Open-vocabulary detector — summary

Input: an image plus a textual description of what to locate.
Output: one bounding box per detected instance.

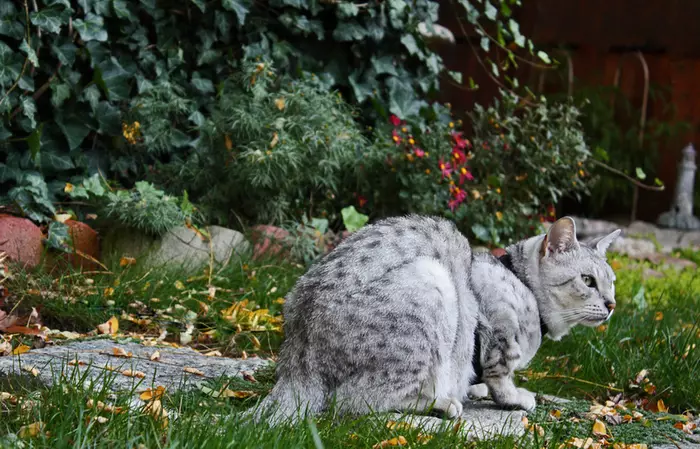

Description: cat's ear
[541,216,580,257]
[587,229,622,256]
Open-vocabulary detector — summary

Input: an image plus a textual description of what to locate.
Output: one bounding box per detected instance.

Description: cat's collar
[497,252,549,338]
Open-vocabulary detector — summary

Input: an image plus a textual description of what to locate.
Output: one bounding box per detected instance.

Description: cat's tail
[241,375,325,426]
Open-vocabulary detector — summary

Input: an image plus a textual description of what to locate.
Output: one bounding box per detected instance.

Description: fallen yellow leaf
[183,366,205,376]
[204,350,222,357]
[250,335,261,349]
[17,421,44,439]
[111,347,132,358]
[386,420,414,431]
[97,316,119,335]
[22,365,39,377]
[12,344,31,355]
[274,97,285,111]
[174,280,185,290]
[119,256,136,267]
[94,416,109,424]
[592,419,607,437]
[140,386,166,401]
[654,311,663,321]
[143,398,169,428]
[122,369,146,378]
[372,436,407,448]
[656,399,668,413]
[150,351,161,361]
[103,287,114,297]
[549,409,562,420]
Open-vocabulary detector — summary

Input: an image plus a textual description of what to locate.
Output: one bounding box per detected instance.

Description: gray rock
[0,339,268,396]
[626,221,700,253]
[103,225,250,273]
[609,237,658,258]
[652,444,700,449]
[570,216,621,238]
[389,401,526,440]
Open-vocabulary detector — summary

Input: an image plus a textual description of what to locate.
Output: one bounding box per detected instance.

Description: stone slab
[0,339,269,395]
[389,400,527,440]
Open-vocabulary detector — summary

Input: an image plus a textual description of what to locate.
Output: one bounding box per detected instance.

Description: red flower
[414,147,425,158]
[358,195,368,208]
[450,185,467,202]
[451,131,470,150]
[448,199,461,212]
[458,166,474,184]
[451,147,467,165]
[438,158,452,178]
[391,129,402,145]
[389,114,402,127]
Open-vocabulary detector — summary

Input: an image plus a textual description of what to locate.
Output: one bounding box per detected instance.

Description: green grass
[1,250,698,447]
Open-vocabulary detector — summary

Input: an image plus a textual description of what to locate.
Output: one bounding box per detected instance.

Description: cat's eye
[581,275,596,288]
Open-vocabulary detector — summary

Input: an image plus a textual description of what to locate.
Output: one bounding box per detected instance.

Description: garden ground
[0,248,698,448]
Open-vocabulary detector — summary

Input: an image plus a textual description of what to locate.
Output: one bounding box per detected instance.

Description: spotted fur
[248,215,620,424]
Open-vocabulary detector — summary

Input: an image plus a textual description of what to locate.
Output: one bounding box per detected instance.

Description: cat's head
[538,217,621,339]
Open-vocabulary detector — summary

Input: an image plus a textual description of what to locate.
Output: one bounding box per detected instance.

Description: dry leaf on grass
[17,421,45,439]
[241,371,257,383]
[204,350,222,357]
[143,399,169,428]
[183,366,205,376]
[139,386,166,401]
[12,344,31,355]
[592,419,607,437]
[150,351,161,361]
[68,358,86,366]
[386,420,413,431]
[674,421,698,434]
[120,257,136,267]
[372,436,407,448]
[97,317,119,335]
[22,365,39,377]
[86,399,124,414]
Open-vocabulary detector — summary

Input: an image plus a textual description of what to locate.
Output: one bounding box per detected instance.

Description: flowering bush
[366,92,592,245]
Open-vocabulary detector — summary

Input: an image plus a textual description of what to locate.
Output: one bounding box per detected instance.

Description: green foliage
[67,175,193,236]
[341,205,369,232]
[366,92,591,245]
[0,0,545,227]
[145,61,372,225]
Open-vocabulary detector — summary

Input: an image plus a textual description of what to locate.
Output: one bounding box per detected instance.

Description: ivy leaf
[348,71,372,103]
[190,0,206,12]
[21,97,38,128]
[222,0,249,26]
[46,221,72,252]
[337,3,359,18]
[471,224,490,242]
[537,51,551,64]
[56,115,90,150]
[484,2,498,20]
[42,150,75,171]
[30,5,71,34]
[170,129,191,148]
[0,123,10,140]
[341,206,368,232]
[0,7,25,40]
[83,174,106,196]
[19,40,39,68]
[112,0,135,21]
[333,21,366,41]
[82,84,101,110]
[400,34,422,57]
[387,77,424,119]
[509,19,525,47]
[96,57,131,100]
[95,101,121,135]
[191,72,214,93]
[448,71,462,84]
[50,38,77,65]
[27,124,43,160]
[370,55,397,76]
[73,13,108,42]
[50,82,71,108]
[0,163,19,182]
[480,37,490,52]
[0,41,23,86]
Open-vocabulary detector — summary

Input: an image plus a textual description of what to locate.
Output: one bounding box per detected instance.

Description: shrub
[366,92,592,245]
[142,61,374,225]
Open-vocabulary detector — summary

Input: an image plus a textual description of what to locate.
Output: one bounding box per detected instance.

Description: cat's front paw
[514,388,536,411]
[467,383,489,399]
[444,397,463,419]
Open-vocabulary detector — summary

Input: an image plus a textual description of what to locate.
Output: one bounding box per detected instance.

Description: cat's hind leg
[398,394,463,419]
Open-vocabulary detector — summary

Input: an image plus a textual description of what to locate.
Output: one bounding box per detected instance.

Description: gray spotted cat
[249,215,620,424]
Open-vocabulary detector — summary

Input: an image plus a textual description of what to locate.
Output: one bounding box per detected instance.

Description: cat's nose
[604,300,616,312]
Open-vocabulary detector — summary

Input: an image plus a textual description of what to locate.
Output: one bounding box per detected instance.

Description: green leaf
[73,13,108,42]
[509,19,525,47]
[46,221,72,252]
[635,167,647,180]
[50,82,71,108]
[471,224,490,242]
[95,101,121,135]
[484,2,497,20]
[337,3,359,18]
[42,150,75,171]
[480,37,490,52]
[654,177,664,187]
[191,72,214,93]
[56,116,90,150]
[370,55,397,76]
[30,5,71,34]
[19,40,39,67]
[82,84,101,109]
[21,97,37,128]
[400,34,422,56]
[190,0,206,12]
[170,129,191,148]
[0,8,25,40]
[536,50,551,64]
[222,0,249,26]
[96,57,131,100]
[50,38,77,65]
[83,174,106,196]
[348,71,372,103]
[387,77,424,119]
[341,205,368,232]
[27,124,43,160]
[112,0,135,21]
[333,21,366,41]
[0,162,19,182]
[0,42,23,87]
[448,71,462,84]
[631,285,647,310]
